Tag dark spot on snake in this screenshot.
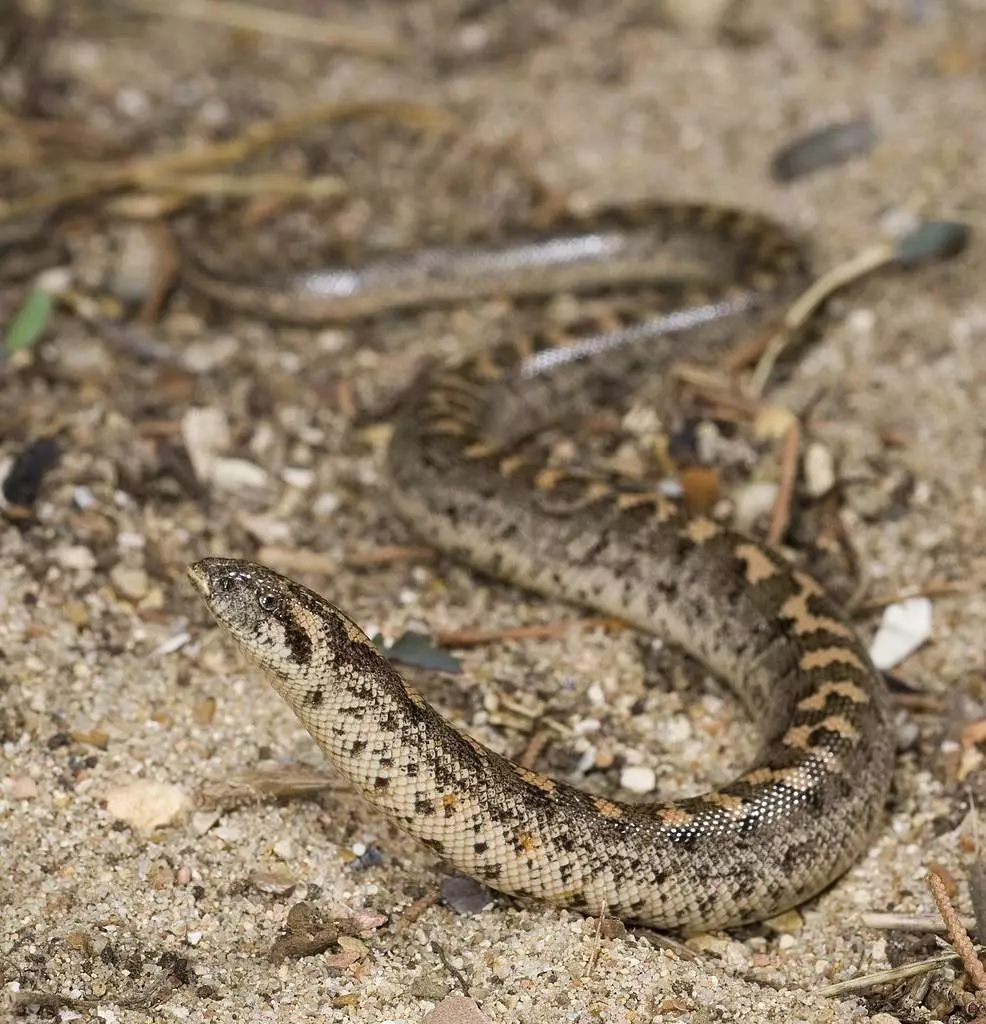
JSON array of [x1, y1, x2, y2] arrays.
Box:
[[279, 618, 312, 667], [415, 795, 435, 815], [405, 763, 419, 778], [374, 776, 390, 790], [303, 688, 324, 707], [349, 739, 367, 757], [379, 755, 394, 768], [481, 865, 502, 881], [421, 837, 445, 854], [474, 840, 488, 855]]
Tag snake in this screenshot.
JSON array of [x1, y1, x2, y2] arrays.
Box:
[[184, 203, 895, 933]]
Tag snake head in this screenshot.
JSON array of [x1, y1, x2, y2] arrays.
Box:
[[188, 557, 316, 677], [188, 556, 386, 697]]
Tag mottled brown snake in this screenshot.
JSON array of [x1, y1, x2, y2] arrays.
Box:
[[186, 203, 896, 932]]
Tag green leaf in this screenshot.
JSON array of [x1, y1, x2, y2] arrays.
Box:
[[372, 630, 462, 674], [4, 288, 54, 354]]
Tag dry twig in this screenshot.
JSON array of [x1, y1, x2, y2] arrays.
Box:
[[928, 863, 986, 990], [122, 0, 403, 57]]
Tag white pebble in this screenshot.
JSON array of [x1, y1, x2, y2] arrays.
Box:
[[869, 598, 932, 670], [620, 765, 657, 794], [272, 838, 295, 860], [733, 481, 779, 532], [803, 442, 836, 498]]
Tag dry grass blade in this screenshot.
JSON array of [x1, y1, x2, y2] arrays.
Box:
[[862, 912, 978, 932], [817, 949, 974, 997], [122, 0, 404, 57], [767, 418, 800, 547], [0, 100, 456, 222], [747, 243, 895, 399], [140, 171, 348, 200]]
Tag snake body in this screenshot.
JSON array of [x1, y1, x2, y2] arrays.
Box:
[[186, 203, 894, 932]]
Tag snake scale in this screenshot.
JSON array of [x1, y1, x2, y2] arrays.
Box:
[[185, 203, 894, 932]]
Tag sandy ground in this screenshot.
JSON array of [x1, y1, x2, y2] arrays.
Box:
[[2, 2, 986, 1021]]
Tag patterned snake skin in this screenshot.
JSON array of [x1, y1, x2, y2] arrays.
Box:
[[186, 204, 895, 932]]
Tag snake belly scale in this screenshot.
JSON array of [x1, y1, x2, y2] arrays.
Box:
[[186, 202, 894, 932]]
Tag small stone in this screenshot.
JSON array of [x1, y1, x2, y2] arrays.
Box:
[[620, 765, 657, 794], [181, 406, 231, 481], [109, 224, 163, 303], [210, 457, 270, 494], [72, 729, 109, 750], [732, 481, 779, 532], [192, 697, 217, 726], [753, 404, 797, 440], [422, 996, 492, 1024], [316, 328, 351, 353], [190, 810, 221, 837], [313, 491, 341, 517], [803, 442, 836, 498], [272, 838, 295, 860], [182, 335, 239, 373], [7, 775, 39, 800], [661, 0, 732, 33], [110, 565, 149, 601], [281, 466, 315, 489], [763, 908, 804, 934], [350, 909, 387, 933], [104, 781, 191, 833], [869, 598, 933, 671], [53, 545, 97, 572], [441, 875, 494, 916], [64, 601, 90, 627], [409, 975, 451, 1002], [248, 869, 297, 896]]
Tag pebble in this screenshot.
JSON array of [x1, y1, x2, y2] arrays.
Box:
[[190, 811, 221, 837], [408, 976, 451, 1002], [869, 597, 933, 671], [620, 764, 657, 794], [104, 781, 191, 833], [53, 545, 97, 572], [7, 775, 39, 800], [661, 0, 732, 33], [803, 442, 836, 498], [313, 491, 342, 517], [248, 870, 297, 896], [109, 564, 150, 601], [209, 457, 270, 494], [181, 335, 240, 373], [732, 481, 779, 532], [752, 405, 797, 441], [272, 838, 296, 860], [441, 875, 494, 916], [422, 996, 492, 1024], [181, 406, 231, 480], [770, 117, 875, 182], [108, 223, 162, 303]]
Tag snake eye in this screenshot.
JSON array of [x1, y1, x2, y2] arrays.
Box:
[[257, 592, 280, 613]]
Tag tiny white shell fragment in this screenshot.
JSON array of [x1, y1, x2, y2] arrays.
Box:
[[868, 597, 933, 670]]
